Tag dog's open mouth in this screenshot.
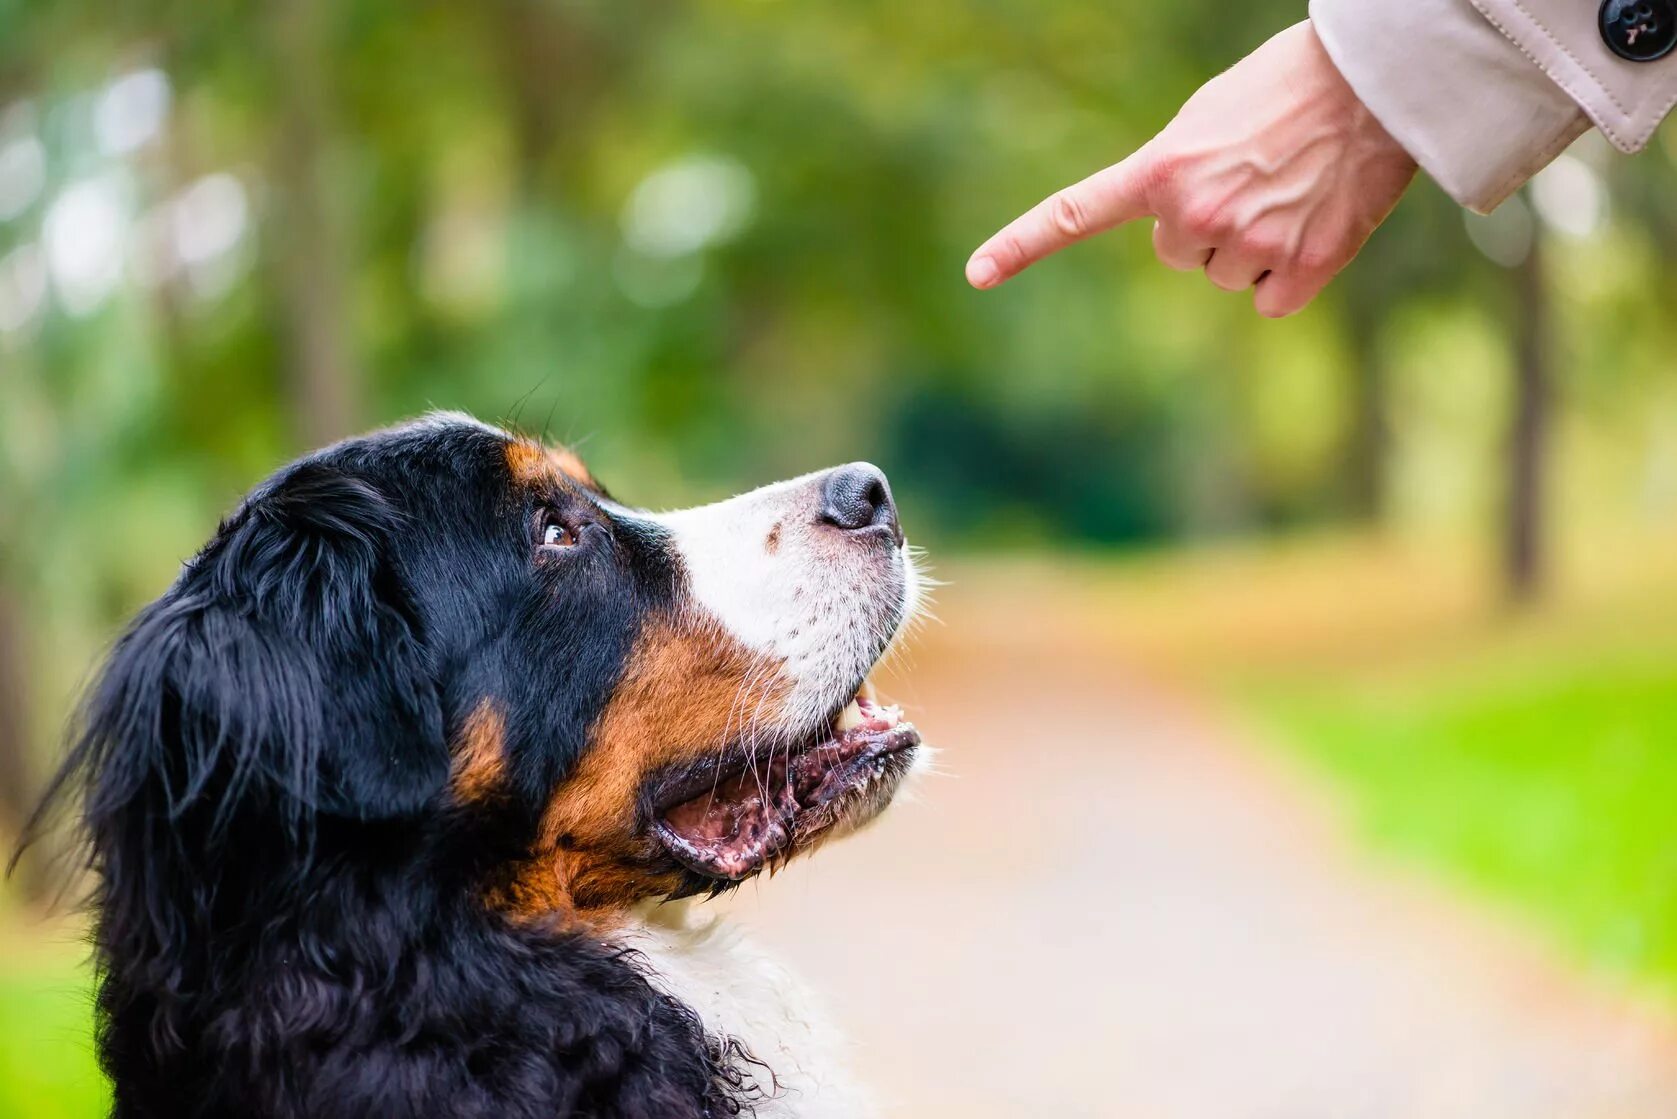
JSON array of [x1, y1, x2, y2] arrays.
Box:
[[651, 682, 920, 881]]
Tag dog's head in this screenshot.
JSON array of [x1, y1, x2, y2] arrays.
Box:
[[63, 413, 924, 928]]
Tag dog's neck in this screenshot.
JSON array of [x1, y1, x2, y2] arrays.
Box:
[[612, 897, 877, 1119]]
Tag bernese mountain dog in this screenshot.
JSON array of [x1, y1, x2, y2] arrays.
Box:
[[33, 413, 927, 1118]]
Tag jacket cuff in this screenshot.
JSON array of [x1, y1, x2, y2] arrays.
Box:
[[1308, 0, 1588, 212], [1469, 0, 1677, 155]]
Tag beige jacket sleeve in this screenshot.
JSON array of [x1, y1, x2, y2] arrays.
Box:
[[1311, 0, 1677, 212]]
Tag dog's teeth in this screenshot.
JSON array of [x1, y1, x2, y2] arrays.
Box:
[[858, 679, 878, 704], [836, 698, 865, 732]]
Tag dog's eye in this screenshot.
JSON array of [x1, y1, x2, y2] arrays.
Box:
[[540, 520, 577, 549]]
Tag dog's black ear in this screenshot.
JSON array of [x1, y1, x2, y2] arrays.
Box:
[[76, 462, 446, 831]]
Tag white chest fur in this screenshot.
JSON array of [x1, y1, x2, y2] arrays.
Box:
[[615, 900, 875, 1118]]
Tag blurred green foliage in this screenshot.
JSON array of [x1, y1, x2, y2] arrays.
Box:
[[2, 0, 1673, 573]]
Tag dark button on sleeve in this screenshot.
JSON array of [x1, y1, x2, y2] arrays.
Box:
[[1601, 0, 1677, 61]]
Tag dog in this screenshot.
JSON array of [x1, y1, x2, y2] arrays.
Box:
[[34, 413, 927, 1118]]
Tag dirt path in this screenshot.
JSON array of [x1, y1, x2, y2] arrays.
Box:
[[718, 577, 1677, 1118]]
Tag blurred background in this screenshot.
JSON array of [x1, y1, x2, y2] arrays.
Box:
[[2, 0, 1675, 1115]]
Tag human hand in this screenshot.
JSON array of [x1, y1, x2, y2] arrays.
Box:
[[965, 21, 1418, 317]]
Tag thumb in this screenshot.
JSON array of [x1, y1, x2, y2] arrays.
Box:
[[967, 149, 1155, 289]]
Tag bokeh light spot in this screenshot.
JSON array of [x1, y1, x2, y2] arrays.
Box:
[[93, 69, 172, 156], [621, 154, 755, 258]]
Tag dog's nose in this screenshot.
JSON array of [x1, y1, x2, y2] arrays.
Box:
[[819, 463, 902, 546]]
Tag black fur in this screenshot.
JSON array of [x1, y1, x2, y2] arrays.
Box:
[[22, 418, 755, 1119]]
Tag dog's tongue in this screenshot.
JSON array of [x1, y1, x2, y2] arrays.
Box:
[[655, 696, 905, 880]]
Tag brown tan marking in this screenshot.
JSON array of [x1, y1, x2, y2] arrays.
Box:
[[490, 614, 789, 927], [451, 699, 507, 804], [505, 439, 598, 490]]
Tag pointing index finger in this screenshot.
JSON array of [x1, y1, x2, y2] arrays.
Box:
[[966, 150, 1154, 289]]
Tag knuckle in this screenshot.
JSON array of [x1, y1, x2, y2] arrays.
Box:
[[1144, 151, 1185, 194], [1047, 191, 1089, 239], [1153, 231, 1203, 271], [1178, 202, 1228, 242], [1240, 233, 1286, 262], [998, 235, 1029, 269], [1292, 244, 1341, 279], [1208, 272, 1246, 293], [1258, 279, 1313, 318]]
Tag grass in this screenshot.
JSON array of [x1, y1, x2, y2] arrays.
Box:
[[1180, 527, 1677, 1001], [0, 931, 106, 1119], [1240, 642, 1677, 999]]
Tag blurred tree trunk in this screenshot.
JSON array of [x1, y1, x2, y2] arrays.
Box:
[[489, 0, 674, 197], [1505, 234, 1551, 604], [0, 584, 43, 901], [270, 0, 359, 448], [491, 0, 616, 197], [1345, 302, 1389, 523], [495, 0, 571, 195]]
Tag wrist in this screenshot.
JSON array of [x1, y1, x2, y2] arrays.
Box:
[[1299, 21, 1416, 169], [1308, 0, 1587, 211]]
